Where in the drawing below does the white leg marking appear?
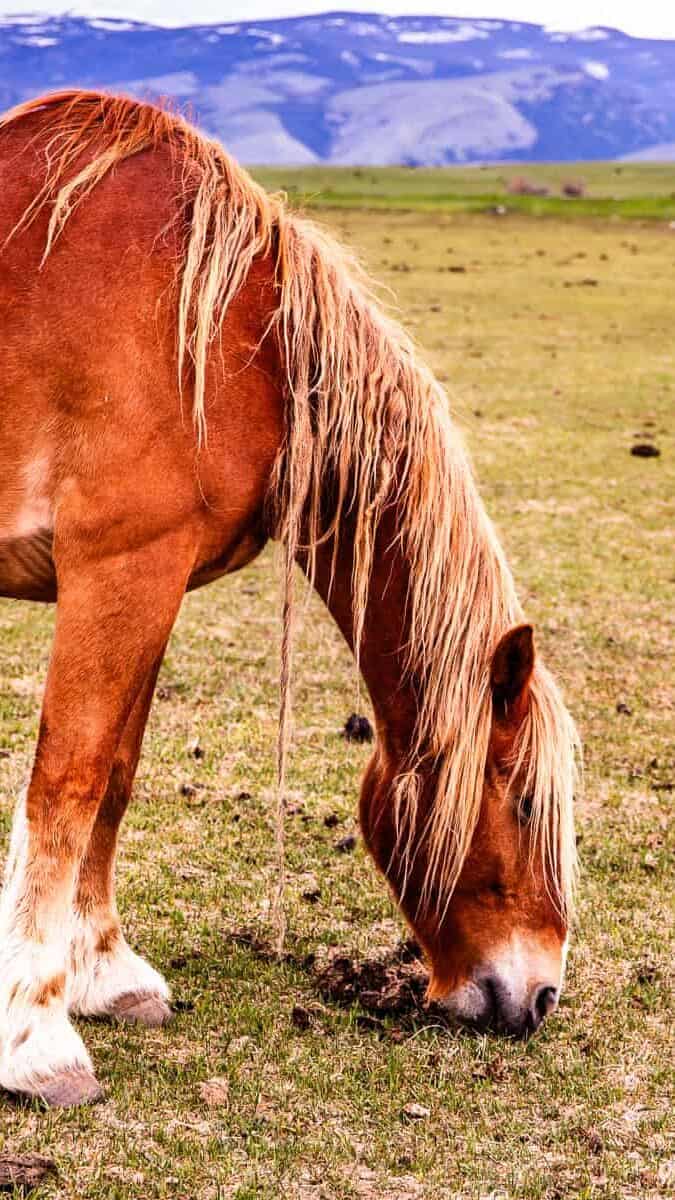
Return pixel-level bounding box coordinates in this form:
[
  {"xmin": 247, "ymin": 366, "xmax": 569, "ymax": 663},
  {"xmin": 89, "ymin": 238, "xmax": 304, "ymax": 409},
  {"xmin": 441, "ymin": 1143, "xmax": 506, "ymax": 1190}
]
[
  {"xmin": 0, "ymin": 789, "xmax": 94, "ymax": 1099},
  {"xmin": 68, "ymin": 908, "xmax": 170, "ymax": 1019}
]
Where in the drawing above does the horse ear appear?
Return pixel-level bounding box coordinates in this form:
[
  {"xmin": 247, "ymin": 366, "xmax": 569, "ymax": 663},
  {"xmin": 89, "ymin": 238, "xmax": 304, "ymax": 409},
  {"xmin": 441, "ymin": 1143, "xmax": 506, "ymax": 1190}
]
[{"xmin": 490, "ymin": 624, "xmax": 535, "ymax": 717}]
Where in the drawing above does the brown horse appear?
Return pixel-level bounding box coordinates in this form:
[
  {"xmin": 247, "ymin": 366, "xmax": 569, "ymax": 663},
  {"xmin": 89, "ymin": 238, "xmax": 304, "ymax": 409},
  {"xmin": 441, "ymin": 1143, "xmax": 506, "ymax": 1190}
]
[{"xmin": 0, "ymin": 91, "xmax": 579, "ymax": 1107}]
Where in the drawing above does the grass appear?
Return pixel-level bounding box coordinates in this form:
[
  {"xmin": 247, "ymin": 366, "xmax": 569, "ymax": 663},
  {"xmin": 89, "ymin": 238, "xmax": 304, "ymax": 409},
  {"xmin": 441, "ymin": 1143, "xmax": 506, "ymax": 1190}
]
[
  {"xmin": 0, "ymin": 203, "xmax": 673, "ymax": 1198},
  {"xmin": 252, "ymin": 162, "xmax": 675, "ymax": 221}
]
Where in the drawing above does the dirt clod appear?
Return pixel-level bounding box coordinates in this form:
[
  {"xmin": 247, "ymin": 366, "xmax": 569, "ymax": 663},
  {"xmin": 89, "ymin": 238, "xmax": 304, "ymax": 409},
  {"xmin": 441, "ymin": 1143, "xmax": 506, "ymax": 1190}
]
[
  {"xmin": 313, "ymin": 942, "xmax": 440, "ymax": 1026},
  {"xmin": 173, "ymin": 998, "xmax": 195, "ymax": 1012},
  {"xmin": 0, "ymin": 1154, "xmax": 57, "ymax": 1191},
  {"xmin": 291, "ymin": 1004, "xmax": 312, "ymax": 1030},
  {"xmin": 335, "ymin": 834, "xmax": 357, "ymax": 854},
  {"xmin": 471, "ymin": 1054, "xmax": 507, "ymax": 1082},
  {"xmin": 343, "ymin": 713, "xmax": 374, "ymax": 743},
  {"xmin": 226, "ymin": 931, "xmax": 447, "ymax": 1032}
]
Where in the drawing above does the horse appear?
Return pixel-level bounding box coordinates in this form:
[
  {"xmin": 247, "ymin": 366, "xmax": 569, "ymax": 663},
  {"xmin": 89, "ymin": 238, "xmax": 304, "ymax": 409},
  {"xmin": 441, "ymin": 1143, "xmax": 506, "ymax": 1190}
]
[{"xmin": 0, "ymin": 91, "xmax": 580, "ymax": 1107}]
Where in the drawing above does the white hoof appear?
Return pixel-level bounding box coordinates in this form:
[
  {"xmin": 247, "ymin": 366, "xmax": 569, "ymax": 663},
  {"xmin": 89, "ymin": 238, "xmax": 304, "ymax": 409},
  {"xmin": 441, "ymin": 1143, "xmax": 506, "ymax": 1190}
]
[
  {"xmin": 0, "ymin": 1007, "xmax": 98, "ymax": 1105},
  {"xmin": 37, "ymin": 1067, "xmax": 104, "ymax": 1108},
  {"xmin": 107, "ymin": 990, "xmax": 172, "ymax": 1027}
]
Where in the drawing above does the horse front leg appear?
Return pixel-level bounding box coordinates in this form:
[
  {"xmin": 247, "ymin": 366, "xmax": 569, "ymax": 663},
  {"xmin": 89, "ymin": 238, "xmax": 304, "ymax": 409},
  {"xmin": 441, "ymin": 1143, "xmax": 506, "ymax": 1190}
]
[
  {"xmin": 0, "ymin": 533, "xmax": 193, "ymax": 1106},
  {"xmin": 68, "ymin": 652, "xmax": 172, "ymax": 1028}
]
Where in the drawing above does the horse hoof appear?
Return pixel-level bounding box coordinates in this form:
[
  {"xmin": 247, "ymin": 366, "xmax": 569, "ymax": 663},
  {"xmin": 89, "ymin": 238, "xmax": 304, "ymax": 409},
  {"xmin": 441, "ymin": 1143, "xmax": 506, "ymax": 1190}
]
[
  {"xmin": 38, "ymin": 1068, "xmax": 104, "ymax": 1108},
  {"xmin": 109, "ymin": 990, "xmax": 172, "ymax": 1027}
]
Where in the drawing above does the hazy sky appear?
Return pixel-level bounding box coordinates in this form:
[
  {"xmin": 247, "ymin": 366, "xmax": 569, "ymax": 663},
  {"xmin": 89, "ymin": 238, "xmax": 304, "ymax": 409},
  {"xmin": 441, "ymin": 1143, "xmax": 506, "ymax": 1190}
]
[{"xmin": 3, "ymin": 0, "xmax": 674, "ymax": 40}]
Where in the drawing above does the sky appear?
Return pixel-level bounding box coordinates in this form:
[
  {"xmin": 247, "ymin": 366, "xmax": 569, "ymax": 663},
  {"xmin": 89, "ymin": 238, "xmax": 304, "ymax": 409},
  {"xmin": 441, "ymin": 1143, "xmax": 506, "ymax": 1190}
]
[{"xmin": 2, "ymin": 0, "xmax": 674, "ymax": 40}]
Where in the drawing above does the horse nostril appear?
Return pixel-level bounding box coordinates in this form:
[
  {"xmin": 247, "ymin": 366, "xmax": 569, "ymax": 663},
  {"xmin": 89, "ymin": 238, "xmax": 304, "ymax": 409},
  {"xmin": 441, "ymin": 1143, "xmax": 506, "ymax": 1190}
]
[
  {"xmin": 481, "ymin": 975, "xmax": 499, "ymax": 1027},
  {"xmin": 531, "ymin": 985, "xmax": 558, "ymax": 1029}
]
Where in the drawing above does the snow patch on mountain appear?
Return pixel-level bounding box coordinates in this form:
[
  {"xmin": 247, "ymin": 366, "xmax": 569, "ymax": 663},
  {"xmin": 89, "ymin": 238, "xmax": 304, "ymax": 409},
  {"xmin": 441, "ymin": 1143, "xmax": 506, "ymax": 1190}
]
[
  {"xmin": 583, "ymin": 61, "xmax": 610, "ymax": 80},
  {"xmin": 397, "ymin": 24, "xmax": 489, "ymax": 44},
  {"xmin": 0, "ymin": 11, "xmax": 673, "ymax": 164}
]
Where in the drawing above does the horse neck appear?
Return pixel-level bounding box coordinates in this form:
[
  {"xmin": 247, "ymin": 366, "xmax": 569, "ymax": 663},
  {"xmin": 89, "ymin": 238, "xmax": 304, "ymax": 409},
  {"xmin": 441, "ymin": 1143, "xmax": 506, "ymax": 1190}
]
[
  {"xmin": 301, "ymin": 460, "xmax": 518, "ymax": 767},
  {"xmin": 303, "ymin": 502, "xmax": 418, "ymax": 755}
]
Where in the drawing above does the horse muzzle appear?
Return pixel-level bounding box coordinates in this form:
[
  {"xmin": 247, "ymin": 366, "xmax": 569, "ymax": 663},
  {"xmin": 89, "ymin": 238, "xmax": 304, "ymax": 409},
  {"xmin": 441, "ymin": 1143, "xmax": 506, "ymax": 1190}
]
[{"xmin": 437, "ymin": 932, "xmax": 567, "ymax": 1038}]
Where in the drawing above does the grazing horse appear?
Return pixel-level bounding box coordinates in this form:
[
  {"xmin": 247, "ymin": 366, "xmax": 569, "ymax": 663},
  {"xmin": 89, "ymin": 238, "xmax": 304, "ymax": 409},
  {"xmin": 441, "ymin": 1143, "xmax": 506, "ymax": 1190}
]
[{"xmin": 0, "ymin": 91, "xmax": 579, "ymax": 1107}]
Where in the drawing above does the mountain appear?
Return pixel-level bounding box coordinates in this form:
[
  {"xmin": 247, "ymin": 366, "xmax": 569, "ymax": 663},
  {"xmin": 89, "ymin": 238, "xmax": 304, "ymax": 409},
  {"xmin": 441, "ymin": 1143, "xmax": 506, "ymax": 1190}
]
[{"xmin": 2, "ymin": 10, "xmax": 675, "ymax": 164}]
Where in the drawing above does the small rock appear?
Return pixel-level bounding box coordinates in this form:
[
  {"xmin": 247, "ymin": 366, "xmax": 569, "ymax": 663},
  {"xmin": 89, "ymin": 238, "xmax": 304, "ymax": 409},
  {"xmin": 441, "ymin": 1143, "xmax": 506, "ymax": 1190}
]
[
  {"xmin": 402, "ymin": 1102, "xmax": 430, "ymax": 1121},
  {"xmin": 198, "ymin": 1076, "xmax": 229, "ymax": 1107},
  {"xmin": 631, "ymin": 443, "xmax": 661, "ymax": 458},
  {"xmin": 343, "ymin": 713, "xmax": 374, "ymax": 743},
  {"xmin": 335, "ymin": 834, "xmax": 357, "ymax": 854}
]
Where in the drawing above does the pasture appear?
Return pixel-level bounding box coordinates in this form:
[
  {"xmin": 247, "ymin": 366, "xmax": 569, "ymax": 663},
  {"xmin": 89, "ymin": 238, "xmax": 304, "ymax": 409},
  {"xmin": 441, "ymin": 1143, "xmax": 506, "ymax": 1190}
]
[
  {"xmin": 0, "ymin": 192, "xmax": 673, "ymax": 1197},
  {"xmin": 254, "ymin": 162, "xmax": 675, "ymax": 221}
]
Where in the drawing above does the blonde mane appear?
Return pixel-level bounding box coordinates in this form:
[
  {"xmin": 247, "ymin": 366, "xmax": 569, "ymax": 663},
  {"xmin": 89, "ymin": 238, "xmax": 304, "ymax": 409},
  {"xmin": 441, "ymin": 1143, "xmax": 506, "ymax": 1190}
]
[{"xmin": 0, "ymin": 90, "xmax": 579, "ymax": 922}]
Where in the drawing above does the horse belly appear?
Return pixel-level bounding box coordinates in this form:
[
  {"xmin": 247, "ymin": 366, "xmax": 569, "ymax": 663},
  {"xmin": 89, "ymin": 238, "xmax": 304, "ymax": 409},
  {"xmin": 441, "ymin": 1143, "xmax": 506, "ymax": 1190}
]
[
  {"xmin": 187, "ymin": 525, "xmax": 268, "ymax": 591},
  {"xmin": 0, "ymin": 452, "xmax": 56, "ymax": 600},
  {"xmin": 0, "ymin": 530, "xmax": 56, "ymax": 601}
]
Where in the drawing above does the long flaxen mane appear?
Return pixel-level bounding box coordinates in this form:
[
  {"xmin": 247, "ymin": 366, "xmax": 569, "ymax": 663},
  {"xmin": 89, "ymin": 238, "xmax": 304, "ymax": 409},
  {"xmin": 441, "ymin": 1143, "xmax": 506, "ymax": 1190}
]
[{"xmin": 0, "ymin": 90, "xmax": 579, "ymax": 924}]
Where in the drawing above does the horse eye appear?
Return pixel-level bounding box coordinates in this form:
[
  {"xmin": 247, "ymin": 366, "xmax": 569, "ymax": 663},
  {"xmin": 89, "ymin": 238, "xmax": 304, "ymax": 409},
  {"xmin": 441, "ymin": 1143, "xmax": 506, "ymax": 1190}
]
[{"xmin": 518, "ymin": 794, "xmax": 534, "ymax": 825}]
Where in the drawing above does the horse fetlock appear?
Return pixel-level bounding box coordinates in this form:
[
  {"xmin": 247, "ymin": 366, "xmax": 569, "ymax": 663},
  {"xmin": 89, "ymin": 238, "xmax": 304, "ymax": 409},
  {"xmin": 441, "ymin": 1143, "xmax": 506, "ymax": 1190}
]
[{"xmin": 68, "ymin": 912, "xmax": 170, "ymax": 1023}]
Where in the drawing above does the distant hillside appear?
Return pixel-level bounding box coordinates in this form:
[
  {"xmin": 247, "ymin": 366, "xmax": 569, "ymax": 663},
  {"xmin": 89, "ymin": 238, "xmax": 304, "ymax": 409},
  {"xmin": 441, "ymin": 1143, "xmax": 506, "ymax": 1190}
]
[{"xmin": 2, "ymin": 10, "xmax": 675, "ymax": 164}]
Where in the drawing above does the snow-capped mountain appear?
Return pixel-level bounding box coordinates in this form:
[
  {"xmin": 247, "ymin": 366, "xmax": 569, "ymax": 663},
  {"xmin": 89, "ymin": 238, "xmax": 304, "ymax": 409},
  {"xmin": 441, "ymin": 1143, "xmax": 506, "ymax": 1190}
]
[{"xmin": 2, "ymin": 10, "xmax": 675, "ymax": 163}]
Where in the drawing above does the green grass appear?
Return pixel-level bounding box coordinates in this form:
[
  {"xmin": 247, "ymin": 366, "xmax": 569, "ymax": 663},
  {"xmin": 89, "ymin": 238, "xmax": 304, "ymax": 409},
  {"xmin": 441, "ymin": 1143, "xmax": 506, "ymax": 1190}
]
[
  {"xmin": 253, "ymin": 162, "xmax": 675, "ymax": 221},
  {"xmin": 0, "ymin": 205, "xmax": 673, "ymax": 1197}
]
